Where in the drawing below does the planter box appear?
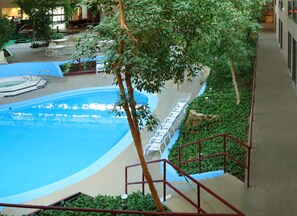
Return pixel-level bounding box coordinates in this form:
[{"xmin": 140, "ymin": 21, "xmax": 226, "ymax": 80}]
[{"xmin": 61, "ymin": 61, "xmax": 96, "ymax": 76}]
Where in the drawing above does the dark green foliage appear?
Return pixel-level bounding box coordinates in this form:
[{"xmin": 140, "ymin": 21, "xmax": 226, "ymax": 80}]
[
  {"xmin": 60, "ymin": 61, "xmax": 96, "ymax": 74},
  {"xmin": 13, "ymin": 0, "xmax": 75, "ymax": 43},
  {"xmin": 30, "ymin": 192, "xmax": 168, "ymax": 216},
  {"xmin": 50, "ymin": 32, "xmax": 64, "ymax": 40},
  {"xmin": 169, "ymin": 58, "xmax": 253, "ymax": 179},
  {"xmin": 0, "ymin": 17, "xmax": 15, "ymax": 49}
]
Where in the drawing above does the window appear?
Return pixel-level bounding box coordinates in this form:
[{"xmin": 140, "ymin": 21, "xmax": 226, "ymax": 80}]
[
  {"xmin": 52, "ymin": 7, "xmax": 65, "ymax": 24},
  {"xmin": 278, "ymin": 19, "xmax": 283, "ymax": 49},
  {"xmin": 293, "ymin": 0, "xmax": 297, "ymax": 23},
  {"xmin": 288, "ymin": 32, "xmax": 292, "ymax": 73},
  {"xmin": 292, "ymin": 38, "xmax": 297, "ymax": 84},
  {"xmin": 288, "ymin": 0, "xmax": 293, "ymax": 18}
]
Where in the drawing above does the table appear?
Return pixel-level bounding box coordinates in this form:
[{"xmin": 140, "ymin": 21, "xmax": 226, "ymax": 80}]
[{"xmin": 52, "ymin": 38, "xmax": 68, "ymax": 44}]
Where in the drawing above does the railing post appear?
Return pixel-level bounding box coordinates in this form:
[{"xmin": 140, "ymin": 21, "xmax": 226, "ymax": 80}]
[
  {"xmin": 163, "ymin": 161, "xmax": 166, "ymax": 202},
  {"xmin": 178, "ymin": 146, "xmax": 181, "ymax": 167},
  {"xmin": 247, "ymin": 147, "xmax": 251, "ymax": 188},
  {"xmin": 125, "ymin": 166, "xmax": 128, "ymax": 194},
  {"xmin": 198, "ymin": 142, "xmax": 202, "ymax": 173},
  {"xmin": 223, "ymin": 135, "xmax": 227, "ymax": 173},
  {"xmin": 197, "ymin": 184, "xmax": 201, "ymax": 213},
  {"xmin": 142, "ymin": 172, "xmax": 145, "ymax": 196}
]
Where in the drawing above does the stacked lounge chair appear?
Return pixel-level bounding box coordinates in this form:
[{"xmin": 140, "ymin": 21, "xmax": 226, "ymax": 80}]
[{"xmin": 144, "ymin": 98, "xmax": 189, "ymax": 155}]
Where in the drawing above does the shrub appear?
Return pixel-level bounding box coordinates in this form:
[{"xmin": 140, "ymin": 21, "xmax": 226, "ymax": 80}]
[
  {"xmin": 50, "ymin": 31, "xmax": 64, "ymax": 40},
  {"xmin": 32, "ymin": 191, "xmax": 169, "ymax": 216}
]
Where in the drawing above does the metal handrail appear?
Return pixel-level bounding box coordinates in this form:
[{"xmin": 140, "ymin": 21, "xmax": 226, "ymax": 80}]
[
  {"xmin": 249, "ymin": 53, "xmax": 257, "ymax": 150},
  {"xmin": 18, "ymin": 24, "xmax": 27, "ymax": 32},
  {"xmin": 125, "ymin": 159, "xmax": 245, "ymax": 216},
  {"xmin": 0, "ymin": 202, "xmax": 239, "ymax": 215},
  {"xmin": 246, "ymin": 59, "xmax": 257, "ymax": 187},
  {"xmin": 178, "ymin": 133, "xmax": 251, "ymax": 188}
]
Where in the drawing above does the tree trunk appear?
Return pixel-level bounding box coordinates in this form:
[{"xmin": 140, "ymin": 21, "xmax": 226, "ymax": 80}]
[
  {"xmin": 116, "ymin": 0, "xmax": 164, "ymax": 212},
  {"xmin": 230, "ymin": 57, "xmax": 240, "ymax": 105}
]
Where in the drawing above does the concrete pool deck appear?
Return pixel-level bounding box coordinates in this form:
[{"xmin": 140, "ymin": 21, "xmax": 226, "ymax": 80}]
[{"xmin": 1, "ymin": 40, "xmax": 244, "ymax": 215}]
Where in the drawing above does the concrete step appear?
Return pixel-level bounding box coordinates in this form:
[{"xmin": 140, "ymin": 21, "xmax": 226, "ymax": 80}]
[{"xmin": 163, "ymin": 173, "xmax": 244, "ymax": 214}]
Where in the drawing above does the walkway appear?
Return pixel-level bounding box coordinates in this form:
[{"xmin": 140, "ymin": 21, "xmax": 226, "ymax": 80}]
[{"xmin": 244, "ymin": 30, "xmax": 297, "ymax": 215}]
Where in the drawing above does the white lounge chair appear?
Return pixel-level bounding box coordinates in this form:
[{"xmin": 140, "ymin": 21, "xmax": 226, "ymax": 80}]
[
  {"xmin": 155, "ymin": 128, "xmax": 171, "ymax": 140},
  {"xmin": 144, "ymin": 97, "xmax": 190, "ymax": 156},
  {"xmin": 168, "ymin": 111, "xmax": 180, "ymax": 120},
  {"xmin": 96, "ymin": 61, "xmax": 106, "ymax": 76},
  {"xmin": 46, "ymin": 43, "xmax": 65, "ymax": 56},
  {"xmin": 144, "ymin": 135, "xmax": 167, "ymax": 155},
  {"xmin": 176, "ymin": 98, "xmax": 189, "ymax": 110},
  {"xmin": 163, "ymin": 117, "xmax": 176, "ymax": 130}
]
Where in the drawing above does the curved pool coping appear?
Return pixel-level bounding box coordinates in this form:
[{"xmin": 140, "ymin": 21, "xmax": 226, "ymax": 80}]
[{"xmin": 0, "ymin": 86, "xmax": 158, "ymax": 204}]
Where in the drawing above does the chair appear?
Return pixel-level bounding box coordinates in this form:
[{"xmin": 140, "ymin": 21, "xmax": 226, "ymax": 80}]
[
  {"xmin": 160, "ymin": 120, "xmax": 175, "ymax": 136},
  {"xmin": 155, "ymin": 128, "xmax": 171, "ymax": 140},
  {"xmin": 144, "ymin": 135, "xmax": 167, "ymax": 155},
  {"xmin": 168, "ymin": 111, "xmax": 179, "ymax": 120},
  {"xmin": 45, "ymin": 43, "xmax": 56, "ymax": 56},
  {"xmin": 163, "ymin": 117, "xmax": 176, "ymax": 129},
  {"xmin": 96, "ymin": 61, "xmax": 106, "ymax": 76},
  {"xmin": 176, "ymin": 98, "xmax": 189, "ymax": 110}
]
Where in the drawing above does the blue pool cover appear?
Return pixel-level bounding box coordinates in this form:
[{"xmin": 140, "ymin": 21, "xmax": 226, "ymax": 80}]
[{"xmin": 0, "ymin": 56, "xmax": 106, "ymax": 78}]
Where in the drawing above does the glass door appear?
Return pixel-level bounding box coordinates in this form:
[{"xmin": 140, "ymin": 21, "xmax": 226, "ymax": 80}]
[
  {"xmin": 293, "ymin": 38, "xmax": 297, "ymax": 84},
  {"xmin": 288, "ymin": 32, "xmax": 292, "ymax": 73}
]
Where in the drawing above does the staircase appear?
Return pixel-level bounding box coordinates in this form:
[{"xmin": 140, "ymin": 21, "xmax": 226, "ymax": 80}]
[
  {"xmin": 125, "ymin": 134, "xmax": 251, "ymax": 215},
  {"xmin": 125, "ymin": 159, "xmax": 245, "ymax": 215},
  {"xmin": 164, "ymin": 173, "xmax": 243, "ymax": 214}
]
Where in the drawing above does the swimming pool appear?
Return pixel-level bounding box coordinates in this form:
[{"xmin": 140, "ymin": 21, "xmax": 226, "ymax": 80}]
[{"xmin": 0, "ymin": 87, "xmax": 157, "ymax": 204}]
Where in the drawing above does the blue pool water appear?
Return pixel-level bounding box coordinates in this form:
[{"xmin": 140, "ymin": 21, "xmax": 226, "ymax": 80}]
[{"xmin": 0, "ymin": 87, "xmax": 157, "ymax": 203}]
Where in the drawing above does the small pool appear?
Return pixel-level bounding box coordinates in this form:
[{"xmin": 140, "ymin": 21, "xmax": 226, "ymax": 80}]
[
  {"xmin": 0, "ymin": 87, "xmax": 157, "ymax": 204},
  {"xmin": 0, "ymin": 76, "xmax": 48, "ymax": 98},
  {"xmin": 0, "ymin": 76, "xmax": 28, "ymax": 88},
  {"xmin": 0, "ymin": 80, "xmax": 25, "ymax": 88}
]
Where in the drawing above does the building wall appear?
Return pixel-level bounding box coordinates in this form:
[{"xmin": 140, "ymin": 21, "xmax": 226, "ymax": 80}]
[
  {"xmin": 0, "ymin": 0, "xmax": 17, "ymax": 18},
  {"xmin": 0, "ymin": 0, "xmax": 14, "ymax": 8},
  {"xmin": 275, "ymin": 0, "xmax": 297, "ymax": 86}
]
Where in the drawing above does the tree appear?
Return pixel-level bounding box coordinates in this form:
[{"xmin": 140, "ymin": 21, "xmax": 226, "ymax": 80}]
[
  {"xmin": 73, "ymin": 0, "xmax": 266, "ymax": 211},
  {"xmin": 13, "ymin": 0, "xmax": 76, "ymax": 43},
  {"xmin": 196, "ymin": 0, "xmax": 267, "ymax": 104},
  {"xmin": 75, "ymin": 0, "xmax": 220, "ymax": 211},
  {"xmin": 0, "ymin": 17, "xmax": 14, "ymax": 49}
]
